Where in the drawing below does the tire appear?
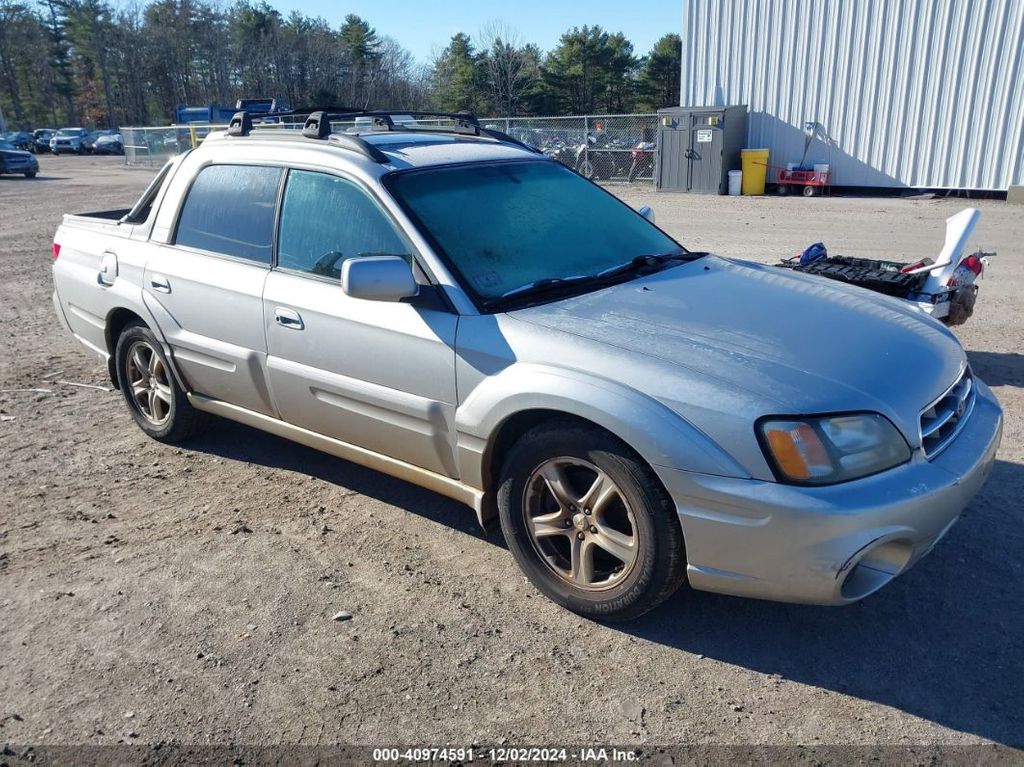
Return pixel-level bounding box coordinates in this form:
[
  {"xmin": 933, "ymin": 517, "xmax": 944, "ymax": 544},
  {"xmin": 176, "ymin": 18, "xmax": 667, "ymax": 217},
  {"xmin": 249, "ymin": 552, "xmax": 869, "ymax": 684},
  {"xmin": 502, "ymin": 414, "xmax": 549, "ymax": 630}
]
[
  {"xmin": 578, "ymin": 160, "xmax": 595, "ymax": 179},
  {"xmin": 777, "ymin": 184, "xmax": 790, "ymax": 196},
  {"xmin": 24, "ymin": 171, "xmax": 36, "ymax": 178},
  {"xmin": 803, "ymin": 185, "xmax": 817, "ymax": 197},
  {"xmin": 114, "ymin": 321, "xmax": 209, "ymax": 443},
  {"xmin": 497, "ymin": 420, "xmax": 687, "ymax": 621}
]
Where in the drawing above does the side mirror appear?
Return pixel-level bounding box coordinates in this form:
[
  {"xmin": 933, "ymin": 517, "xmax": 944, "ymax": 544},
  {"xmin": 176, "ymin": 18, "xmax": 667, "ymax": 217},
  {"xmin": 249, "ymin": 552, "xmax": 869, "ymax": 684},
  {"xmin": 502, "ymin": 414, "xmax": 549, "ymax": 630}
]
[
  {"xmin": 638, "ymin": 205, "xmax": 656, "ymax": 224},
  {"xmin": 341, "ymin": 255, "xmax": 419, "ymax": 302}
]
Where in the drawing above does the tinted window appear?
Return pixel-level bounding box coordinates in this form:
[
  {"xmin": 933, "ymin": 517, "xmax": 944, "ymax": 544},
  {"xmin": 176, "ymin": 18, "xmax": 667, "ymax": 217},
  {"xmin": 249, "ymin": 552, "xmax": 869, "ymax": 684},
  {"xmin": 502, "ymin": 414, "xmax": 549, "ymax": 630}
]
[
  {"xmin": 175, "ymin": 164, "xmax": 281, "ymax": 263},
  {"xmin": 277, "ymin": 170, "xmax": 410, "ymax": 279}
]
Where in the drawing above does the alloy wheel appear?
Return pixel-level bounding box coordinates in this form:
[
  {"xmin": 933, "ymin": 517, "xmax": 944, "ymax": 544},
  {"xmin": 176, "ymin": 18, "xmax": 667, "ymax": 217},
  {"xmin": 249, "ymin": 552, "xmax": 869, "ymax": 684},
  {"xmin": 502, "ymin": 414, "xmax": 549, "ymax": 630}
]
[
  {"xmin": 522, "ymin": 457, "xmax": 639, "ymax": 591},
  {"xmin": 125, "ymin": 340, "xmax": 172, "ymax": 426}
]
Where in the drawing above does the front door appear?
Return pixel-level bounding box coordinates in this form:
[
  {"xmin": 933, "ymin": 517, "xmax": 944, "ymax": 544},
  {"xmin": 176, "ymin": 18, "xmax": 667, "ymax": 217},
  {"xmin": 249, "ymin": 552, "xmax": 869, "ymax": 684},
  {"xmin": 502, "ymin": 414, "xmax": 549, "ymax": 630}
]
[{"xmin": 263, "ymin": 169, "xmax": 460, "ymax": 477}]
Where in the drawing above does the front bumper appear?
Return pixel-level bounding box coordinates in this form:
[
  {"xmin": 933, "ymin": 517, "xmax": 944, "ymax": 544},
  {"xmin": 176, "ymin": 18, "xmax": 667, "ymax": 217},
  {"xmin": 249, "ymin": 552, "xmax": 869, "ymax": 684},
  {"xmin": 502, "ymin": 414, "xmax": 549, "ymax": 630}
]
[{"xmin": 658, "ymin": 378, "xmax": 1003, "ymax": 605}]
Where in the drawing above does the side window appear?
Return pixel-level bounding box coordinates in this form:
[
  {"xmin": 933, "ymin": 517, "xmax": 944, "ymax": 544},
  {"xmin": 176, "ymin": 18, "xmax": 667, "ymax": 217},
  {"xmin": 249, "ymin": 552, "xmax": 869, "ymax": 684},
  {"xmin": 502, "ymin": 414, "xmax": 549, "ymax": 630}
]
[
  {"xmin": 277, "ymin": 170, "xmax": 410, "ymax": 279},
  {"xmin": 175, "ymin": 164, "xmax": 281, "ymax": 263}
]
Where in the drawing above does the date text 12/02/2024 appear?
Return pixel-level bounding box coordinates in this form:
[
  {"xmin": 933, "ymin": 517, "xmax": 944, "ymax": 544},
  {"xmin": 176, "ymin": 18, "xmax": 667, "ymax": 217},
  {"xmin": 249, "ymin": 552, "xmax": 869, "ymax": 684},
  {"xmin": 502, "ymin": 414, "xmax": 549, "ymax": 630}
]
[{"xmin": 371, "ymin": 747, "xmax": 639, "ymax": 762}]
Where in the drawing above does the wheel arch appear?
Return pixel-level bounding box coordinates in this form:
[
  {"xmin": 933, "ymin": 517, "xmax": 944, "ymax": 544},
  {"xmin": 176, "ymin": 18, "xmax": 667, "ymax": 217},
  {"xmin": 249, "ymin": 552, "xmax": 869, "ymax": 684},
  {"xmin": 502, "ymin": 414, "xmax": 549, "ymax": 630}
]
[
  {"xmin": 105, "ymin": 306, "xmax": 188, "ymax": 392},
  {"xmin": 458, "ymin": 365, "xmax": 750, "ymax": 530}
]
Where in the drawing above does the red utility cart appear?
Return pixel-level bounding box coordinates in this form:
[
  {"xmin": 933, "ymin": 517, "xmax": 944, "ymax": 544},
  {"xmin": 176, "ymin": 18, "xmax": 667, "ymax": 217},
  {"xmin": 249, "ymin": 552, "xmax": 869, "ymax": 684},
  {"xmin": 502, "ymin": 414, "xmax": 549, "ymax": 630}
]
[{"xmin": 776, "ymin": 167, "xmax": 831, "ymax": 197}]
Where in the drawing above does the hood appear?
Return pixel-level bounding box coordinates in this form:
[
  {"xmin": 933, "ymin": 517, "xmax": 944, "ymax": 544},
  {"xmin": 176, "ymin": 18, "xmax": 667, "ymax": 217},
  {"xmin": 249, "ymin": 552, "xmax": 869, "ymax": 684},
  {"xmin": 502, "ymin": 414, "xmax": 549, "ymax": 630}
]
[
  {"xmin": 0, "ymin": 148, "xmax": 33, "ymax": 159},
  {"xmin": 510, "ymin": 255, "xmax": 965, "ymax": 443}
]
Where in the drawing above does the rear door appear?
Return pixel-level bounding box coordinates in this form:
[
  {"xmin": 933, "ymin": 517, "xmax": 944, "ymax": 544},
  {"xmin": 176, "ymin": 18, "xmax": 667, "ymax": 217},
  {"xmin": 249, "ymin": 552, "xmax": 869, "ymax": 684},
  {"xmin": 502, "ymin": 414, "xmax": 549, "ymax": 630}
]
[
  {"xmin": 262, "ymin": 169, "xmax": 460, "ymax": 477},
  {"xmin": 142, "ymin": 163, "xmax": 282, "ymax": 416}
]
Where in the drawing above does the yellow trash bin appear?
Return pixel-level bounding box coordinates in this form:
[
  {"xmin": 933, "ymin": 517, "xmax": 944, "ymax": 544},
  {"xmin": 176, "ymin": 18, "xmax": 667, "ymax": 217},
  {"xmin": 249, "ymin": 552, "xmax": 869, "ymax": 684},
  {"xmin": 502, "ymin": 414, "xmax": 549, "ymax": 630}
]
[{"xmin": 740, "ymin": 148, "xmax": 770, "ymax": 195}]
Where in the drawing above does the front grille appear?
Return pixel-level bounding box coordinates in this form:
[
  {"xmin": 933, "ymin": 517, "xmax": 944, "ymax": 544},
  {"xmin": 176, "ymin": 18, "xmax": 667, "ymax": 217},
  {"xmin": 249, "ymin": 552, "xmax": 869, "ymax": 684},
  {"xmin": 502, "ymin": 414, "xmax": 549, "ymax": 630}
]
[{"xmin": 920, "ymin": 368, "xmax": 975, "ymax": 458}]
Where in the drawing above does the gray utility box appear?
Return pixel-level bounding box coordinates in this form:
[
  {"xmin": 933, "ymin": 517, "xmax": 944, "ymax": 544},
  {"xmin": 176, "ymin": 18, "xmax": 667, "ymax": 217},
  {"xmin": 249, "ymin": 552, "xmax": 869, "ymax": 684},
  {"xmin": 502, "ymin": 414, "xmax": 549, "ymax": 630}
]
[{"xmin": 656, "ymin": 105, "xmax": 748, "ymax": 193}]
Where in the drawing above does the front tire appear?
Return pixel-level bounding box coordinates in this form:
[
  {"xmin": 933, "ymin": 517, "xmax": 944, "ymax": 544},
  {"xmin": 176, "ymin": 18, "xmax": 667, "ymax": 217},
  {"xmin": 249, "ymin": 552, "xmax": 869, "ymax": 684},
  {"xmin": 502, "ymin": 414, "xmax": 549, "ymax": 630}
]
[
  {"xmin": 497, "ymin": 420, "xmax": 687, "ymax": 621},
  {"xmin": 114, "ymin": 322, "xmax": 209, "ymax": 442}
]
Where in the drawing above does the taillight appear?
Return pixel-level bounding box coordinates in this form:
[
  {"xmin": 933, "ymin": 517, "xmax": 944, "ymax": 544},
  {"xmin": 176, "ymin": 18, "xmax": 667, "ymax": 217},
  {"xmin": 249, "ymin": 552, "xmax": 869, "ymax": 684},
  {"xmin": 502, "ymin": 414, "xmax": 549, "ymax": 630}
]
[
  {"xmin": 960, "ymin": 254, "xmax": 984, "ymax": 276},
  {"xmin": 52, "ymin": 242, "xmax": 61, "ymax": 260}
]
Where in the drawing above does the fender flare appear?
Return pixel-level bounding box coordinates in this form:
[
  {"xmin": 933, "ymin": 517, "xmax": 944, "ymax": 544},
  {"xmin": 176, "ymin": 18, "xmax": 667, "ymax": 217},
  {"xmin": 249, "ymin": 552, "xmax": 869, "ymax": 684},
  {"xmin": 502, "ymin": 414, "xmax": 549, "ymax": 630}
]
[{"xmin": 455, "ymin": 363, "xmax": 750, "ymax": 491}]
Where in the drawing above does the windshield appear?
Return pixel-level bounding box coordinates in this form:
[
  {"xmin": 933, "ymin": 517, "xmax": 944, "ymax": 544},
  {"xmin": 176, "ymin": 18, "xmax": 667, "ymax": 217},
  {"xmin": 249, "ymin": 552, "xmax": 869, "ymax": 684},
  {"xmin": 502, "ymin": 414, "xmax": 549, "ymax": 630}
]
[
  {"xmin": 0, "ymin": 140, "xmax": 15, "ymax": 150},
  {"xmin": 388, "ymin": 160, "xmax": 684, "ymax": 305}
]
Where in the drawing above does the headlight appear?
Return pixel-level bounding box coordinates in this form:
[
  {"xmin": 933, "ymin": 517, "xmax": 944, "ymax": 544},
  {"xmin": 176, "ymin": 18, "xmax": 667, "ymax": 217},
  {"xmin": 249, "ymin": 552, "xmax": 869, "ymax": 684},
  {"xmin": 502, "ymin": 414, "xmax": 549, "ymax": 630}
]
[{"xmin": 758, "ymin": 413, "xmax": 910, "ymax": 485}]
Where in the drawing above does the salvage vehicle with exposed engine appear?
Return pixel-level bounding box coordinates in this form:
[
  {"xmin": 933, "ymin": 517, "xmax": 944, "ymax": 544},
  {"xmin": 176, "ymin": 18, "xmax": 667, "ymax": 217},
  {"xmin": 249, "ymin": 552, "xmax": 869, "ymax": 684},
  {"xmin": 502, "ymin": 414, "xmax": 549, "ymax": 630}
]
[{"xmin": 51, "ymin": 110, "xmax": 1003, "ymax": 620}]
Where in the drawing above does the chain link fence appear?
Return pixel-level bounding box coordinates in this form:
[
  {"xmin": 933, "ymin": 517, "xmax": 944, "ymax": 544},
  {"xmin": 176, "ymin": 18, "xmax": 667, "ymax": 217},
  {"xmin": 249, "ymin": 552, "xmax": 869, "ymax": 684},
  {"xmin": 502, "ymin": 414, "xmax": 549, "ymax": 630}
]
[
  {"xmin": 122, "ymin": 113, "xmax": 660, "ymax": 182},
  {"xmin": 484, "ymin": 114, "xmax": 658, "ymax": 182}
]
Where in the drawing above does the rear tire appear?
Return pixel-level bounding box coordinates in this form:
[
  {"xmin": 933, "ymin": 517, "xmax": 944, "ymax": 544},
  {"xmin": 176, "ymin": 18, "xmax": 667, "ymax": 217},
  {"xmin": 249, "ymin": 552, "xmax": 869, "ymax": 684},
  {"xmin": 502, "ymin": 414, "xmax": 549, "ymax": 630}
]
[
  {"xmin": 803, "ymin": 185, "xmax": 817, "ymax": 197},
  {"xmin": 497, "ymin": 420, "xmax": 687, "ymax": 621},
  {"xmin": 24, "ymin": 171, "xmax": 36, "ymax": 178},
  {"xmin": 114, "ymin": 322, "xmax": 209, "ymax": 443}
]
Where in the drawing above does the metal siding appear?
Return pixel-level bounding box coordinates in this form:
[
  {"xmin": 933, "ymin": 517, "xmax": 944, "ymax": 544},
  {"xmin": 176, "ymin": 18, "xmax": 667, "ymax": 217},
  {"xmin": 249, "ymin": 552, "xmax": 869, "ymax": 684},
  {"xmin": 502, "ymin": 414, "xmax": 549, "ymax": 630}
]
[{"xmin": 681, "ymin": 0, "xmax": 1024, "ymax": 189}]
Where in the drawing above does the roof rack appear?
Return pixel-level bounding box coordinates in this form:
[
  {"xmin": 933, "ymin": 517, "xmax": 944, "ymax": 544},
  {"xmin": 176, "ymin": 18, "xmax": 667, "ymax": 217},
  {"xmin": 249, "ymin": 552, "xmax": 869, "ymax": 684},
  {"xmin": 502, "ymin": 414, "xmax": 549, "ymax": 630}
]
[
  {"xmin": 302, "ymin": 111, "xmax": 388, "ymax": 163},
  {"xmin": 226, "ymin": 111, "xmax": 253, "ymax": 136},
  {"xmin": 284, "ymin": 107, "xmax": 544, "ymax": 155},
  {"xmin": 225, "ymin": 107, "xmax": 544, "ymax": 162}
]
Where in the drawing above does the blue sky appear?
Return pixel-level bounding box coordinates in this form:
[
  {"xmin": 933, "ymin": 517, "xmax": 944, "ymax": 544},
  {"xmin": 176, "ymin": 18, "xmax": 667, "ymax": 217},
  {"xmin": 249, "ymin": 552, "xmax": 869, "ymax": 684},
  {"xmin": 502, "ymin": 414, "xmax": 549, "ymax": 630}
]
[{"xmin": 269, "ymin": 0, "xmax": 682, "ymax": 64}]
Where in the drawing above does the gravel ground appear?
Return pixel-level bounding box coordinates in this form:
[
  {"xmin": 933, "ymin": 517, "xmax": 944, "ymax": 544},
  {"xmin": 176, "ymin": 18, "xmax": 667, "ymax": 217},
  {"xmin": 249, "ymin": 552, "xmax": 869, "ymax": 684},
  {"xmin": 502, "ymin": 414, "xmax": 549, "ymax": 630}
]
[{"xmin": 1, "ymin": 156, "xmax": 1022, "ymax": 754}]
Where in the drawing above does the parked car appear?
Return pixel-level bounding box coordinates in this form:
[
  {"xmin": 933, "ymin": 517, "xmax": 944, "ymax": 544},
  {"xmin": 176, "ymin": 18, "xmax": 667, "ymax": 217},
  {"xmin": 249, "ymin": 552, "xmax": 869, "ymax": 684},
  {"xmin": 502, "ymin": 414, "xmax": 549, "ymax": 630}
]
[
  {"xmin": 33, "ymin": 128, "xmax": 56, "ymax": 153},
  {"xmin": 0, "ymin": 138, "xmax": 40, "ymax": 177},
  {"xmin": 92, "ymin": 132, "xmax": 124, "ymax": 155},
  {"xmin": 82, "ymin": 130, "xmax": 103, "ymax": 153},
  {"xmin": 51, "ymin": 110, "xmax": 1002, "ymax": 621},
  {"xmin": 50, "ymin": 127, "xmax": 89, "ymax": 154},
  {"xmin": 4, "ymin": 131, "xmax": 35, "ymax": 152}
]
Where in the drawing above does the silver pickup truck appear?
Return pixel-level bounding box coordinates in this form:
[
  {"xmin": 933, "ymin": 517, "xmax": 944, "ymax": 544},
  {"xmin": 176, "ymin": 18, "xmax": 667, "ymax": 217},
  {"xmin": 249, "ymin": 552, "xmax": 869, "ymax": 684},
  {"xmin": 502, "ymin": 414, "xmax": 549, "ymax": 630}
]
[{"xmin": 52, "ymin": 110, "xmax": 1002, "ymax": 620}]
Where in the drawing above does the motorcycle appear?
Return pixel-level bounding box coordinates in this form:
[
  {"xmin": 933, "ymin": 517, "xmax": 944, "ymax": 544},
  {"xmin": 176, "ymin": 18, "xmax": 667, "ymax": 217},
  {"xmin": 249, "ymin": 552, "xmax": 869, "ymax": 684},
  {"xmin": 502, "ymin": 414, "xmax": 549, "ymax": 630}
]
[
  {"xmin": 627, "ymin": 141, "xmax": 656, "ymax": 182},
  {"xmin": 777, "ymin": 208, "xmax": 992, "ymax": 327}
]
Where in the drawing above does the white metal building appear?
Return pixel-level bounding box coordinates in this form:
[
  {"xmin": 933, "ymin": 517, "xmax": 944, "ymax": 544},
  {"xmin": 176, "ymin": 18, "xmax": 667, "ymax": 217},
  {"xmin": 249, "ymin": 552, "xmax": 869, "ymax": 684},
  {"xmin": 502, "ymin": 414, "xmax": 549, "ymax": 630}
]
[{"xmin": 680, "ymin": 0, "xmax": 1024, "ymax": 191}]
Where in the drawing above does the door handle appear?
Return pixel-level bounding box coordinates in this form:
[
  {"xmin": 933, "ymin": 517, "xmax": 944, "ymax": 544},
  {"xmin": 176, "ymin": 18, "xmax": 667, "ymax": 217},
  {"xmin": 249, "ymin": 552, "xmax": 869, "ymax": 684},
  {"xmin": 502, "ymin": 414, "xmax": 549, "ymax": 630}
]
[
  {"xmin": 150, "ymin": 274, "xmax": 171, "ymax": 293},
  {"xmin": 274, "ymin": 307, "xmax": 304, "ymax": 330}
]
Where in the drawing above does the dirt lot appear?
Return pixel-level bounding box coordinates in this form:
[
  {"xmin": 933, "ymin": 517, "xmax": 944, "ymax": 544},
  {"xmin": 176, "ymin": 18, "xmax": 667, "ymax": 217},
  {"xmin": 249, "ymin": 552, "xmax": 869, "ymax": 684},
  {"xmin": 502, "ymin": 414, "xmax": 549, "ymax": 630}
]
[{"xmin": 1, "ymin": 156, "xmax": 1022, "ymax": 754}]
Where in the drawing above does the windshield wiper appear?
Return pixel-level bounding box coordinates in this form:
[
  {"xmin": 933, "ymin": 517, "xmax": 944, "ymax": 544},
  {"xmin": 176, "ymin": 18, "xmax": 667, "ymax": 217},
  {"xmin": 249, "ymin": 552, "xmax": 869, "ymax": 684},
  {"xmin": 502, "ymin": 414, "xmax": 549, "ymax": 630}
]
[
  {"xmin": 494, "ymin": 275, "xmax": 596, "ymax": 301},
  {"xmin": 595, "ymin": 251, "xmax": 696, "ymax": 278},
  {"xmin": 484, "ymin": 252, "xmax": 703, "ymax": 310}
]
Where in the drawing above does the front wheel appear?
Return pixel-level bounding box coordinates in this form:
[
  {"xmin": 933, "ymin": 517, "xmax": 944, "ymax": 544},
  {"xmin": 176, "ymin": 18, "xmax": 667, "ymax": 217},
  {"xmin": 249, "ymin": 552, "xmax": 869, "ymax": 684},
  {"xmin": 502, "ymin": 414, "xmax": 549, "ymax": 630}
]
[
  {"xmin": 24, "ymin": 171, "xmax": 36, "ymax": 178},
  {"xmin": 497, "ymin": 420, "xmax": 687, "ymax": 621},
  {"xmin": 114, "ymin": 322, "xmax": 209, "ymax": 442}
]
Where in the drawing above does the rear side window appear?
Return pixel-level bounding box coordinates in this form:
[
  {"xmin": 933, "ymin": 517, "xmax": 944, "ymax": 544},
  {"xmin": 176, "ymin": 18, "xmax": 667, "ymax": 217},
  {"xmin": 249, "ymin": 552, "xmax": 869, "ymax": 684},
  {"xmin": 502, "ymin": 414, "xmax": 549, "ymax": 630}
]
[
  {"xmin": 175, "ymin": 164, "xmax": 281, "ymax": 263},
  {"xmin": 276, "ymin": 170, "xmax": 410, "ymax": 279}
]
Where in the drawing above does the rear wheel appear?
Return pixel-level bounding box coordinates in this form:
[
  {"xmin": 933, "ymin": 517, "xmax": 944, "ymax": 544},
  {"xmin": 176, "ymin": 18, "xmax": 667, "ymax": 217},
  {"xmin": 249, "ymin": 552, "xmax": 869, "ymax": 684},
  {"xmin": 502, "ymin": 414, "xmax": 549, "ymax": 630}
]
[
  {"xmin": 497, "ymin": 420, "xmax": 687, "ymax": 621},
  {"xmin": 24, "ymin": 171, "xmax": 36, "ymax": 178},
  {"xmin": 777, "ymin": 184, "xmax": 790, "ymax": 196},
  {"xmin": 803, "ymin": 185, "xmax": 817, "ymax": 197},
  {"xmin": 114, "ymin": 322, "xmax": 209, "ymax": 442}
]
